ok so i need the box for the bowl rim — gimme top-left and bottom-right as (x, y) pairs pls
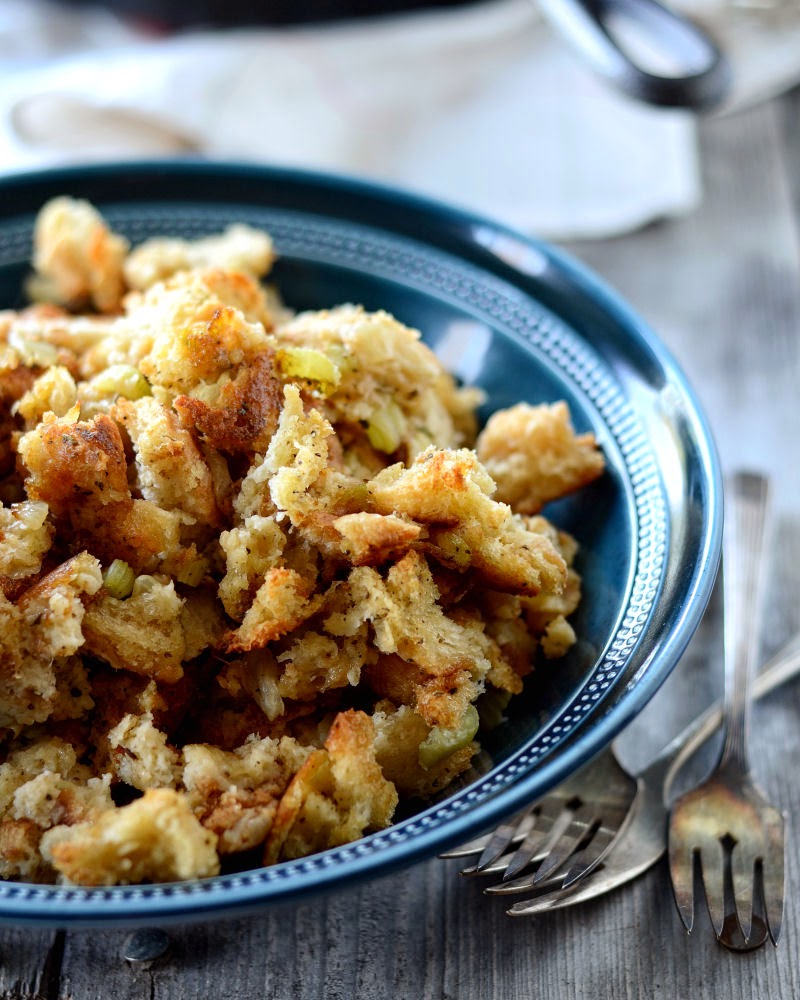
(0, 159), (723, 926)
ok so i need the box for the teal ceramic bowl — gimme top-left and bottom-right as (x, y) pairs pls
(0, 162), (722, 926)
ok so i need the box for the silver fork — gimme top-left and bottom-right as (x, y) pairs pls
(443, 631), (800, 916)
(668, 471), (784, 950)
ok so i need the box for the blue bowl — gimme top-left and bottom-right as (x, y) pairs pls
(0, 161), (722, 927)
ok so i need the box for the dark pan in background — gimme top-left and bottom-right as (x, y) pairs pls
(59, 0), (731, 110)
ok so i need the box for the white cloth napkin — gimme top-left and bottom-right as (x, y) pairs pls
(0, 0), (782, 240)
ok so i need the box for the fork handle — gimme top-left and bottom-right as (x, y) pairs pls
(719, 471), (772, 772)
(641, 632), (800, 800)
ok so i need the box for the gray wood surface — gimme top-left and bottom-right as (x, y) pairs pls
(2, 89), (799, 1000)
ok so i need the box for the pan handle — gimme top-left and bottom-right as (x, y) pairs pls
(537, 0), (731, 111)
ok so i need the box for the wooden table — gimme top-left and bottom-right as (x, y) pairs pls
(2, 87), (799, 1000)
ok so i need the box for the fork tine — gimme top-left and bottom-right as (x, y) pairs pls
(559, 817), (624, 888)
(512, 799), (577, 875)
(667, 843), (697, 933)
(729, 844), (755, 942)
(460, 852), (519, 878)
(699, 840), (727, 938)
(500, 837), (541, 881)
(717, 857), (772, 952)
(529, 804), (596, 885)
(471, 809), (540, 872)
(504, 873), (600, 915)
(499, 799), (574, 880)
(439, 827), (508, 860)
(439, 807), (532, 861)
(717, 908), (769, 951)
(762, 837), (785, 945)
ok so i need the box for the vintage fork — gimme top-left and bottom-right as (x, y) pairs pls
(443, 632), (800, 917)
(668, 471), (784, 950)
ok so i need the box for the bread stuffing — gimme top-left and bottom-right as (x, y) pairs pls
(0, 197), (604, 886)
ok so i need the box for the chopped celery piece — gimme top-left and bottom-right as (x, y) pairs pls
(418, 704), (480, 770)
(276, 347), (340, 391)
(88, 364), (151, 401)
(366, 399), (404, 454)
(102, 559), (135, 599)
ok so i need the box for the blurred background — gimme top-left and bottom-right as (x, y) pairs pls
(1, 0), (799, 244)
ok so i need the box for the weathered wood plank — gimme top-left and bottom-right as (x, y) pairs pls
(0, 928), (59, 1000)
